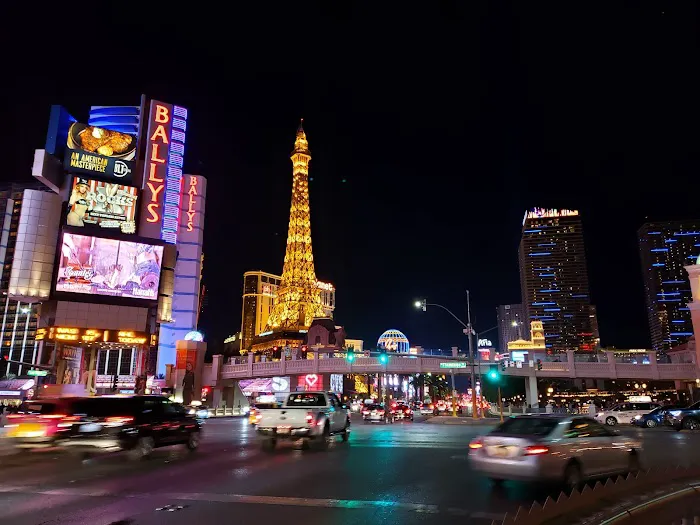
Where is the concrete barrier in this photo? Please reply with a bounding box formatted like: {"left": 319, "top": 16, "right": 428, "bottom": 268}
{"left": 495, "top": 466, "right": 700, "bottom": 525}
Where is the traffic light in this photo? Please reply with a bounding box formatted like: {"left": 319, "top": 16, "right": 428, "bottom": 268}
{"left": 346, "top": 350, "right": 355, "bottom": 363}
{"left": 112, "top": 374, "right": 118, "bottom": 391}
{"left": 536, "top": 359, "right": 543, "bottom": 371}
{"left": 486, "top": 367, "right": 500, "bottom": 383}
{"left": 378, "top": 351, "right": 388, "bottom": 365}
{"left": 500, "top": 360, "right": 507, "bottom": 372}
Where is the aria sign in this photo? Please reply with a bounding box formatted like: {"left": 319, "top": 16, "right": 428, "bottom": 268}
{"left": 139, "top": 100, "right": 188, "bottom": 245}
{"left": 477, "top": 338, "right": 493, "bottom": 348}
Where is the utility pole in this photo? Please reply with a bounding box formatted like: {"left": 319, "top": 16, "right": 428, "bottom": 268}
{"left": 466, "top": 290, "right": 477, "bottom": 420}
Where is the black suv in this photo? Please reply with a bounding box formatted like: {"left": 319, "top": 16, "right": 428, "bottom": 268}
{"left": 56, "top": 395, "right": 202, "bottom": 459}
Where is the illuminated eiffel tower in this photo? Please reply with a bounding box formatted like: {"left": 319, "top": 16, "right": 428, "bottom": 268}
{"left": 265, "top": 121, "right": 326, "bottom": 331}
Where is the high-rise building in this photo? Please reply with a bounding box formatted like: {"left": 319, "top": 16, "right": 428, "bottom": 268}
{"left": 240, "top": 271, "right": 282, "bottom": 351}
{"left": 240, "top": 270, "right": 335, "bottom": 351}
{"left": 264, "top": 122, "right": 326, "bottom": 332}
{"left": 497, "top": 304, "right": 526, "bottom": 352}
{"left": 0, "top": 183, "right": 56, "bottom": 377}
{"left": 638, "top": 221, "right": 700, "bottom": 353}
{"left": 519, "top": 208, "right": 594, "bottom": 353}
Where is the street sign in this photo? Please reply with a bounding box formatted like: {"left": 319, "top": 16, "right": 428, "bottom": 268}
{"left": 440, "top": 362, "right": 467, "bottom": 369}
{"left": 27, "top": 369, "right": 48, "bottom": 377}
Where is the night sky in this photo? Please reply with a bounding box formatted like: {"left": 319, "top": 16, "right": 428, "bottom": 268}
{"left": 2, "top": 4, "right": 699, "bottom": 352}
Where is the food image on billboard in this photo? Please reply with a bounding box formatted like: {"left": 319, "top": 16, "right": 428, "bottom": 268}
{"left": 68, "top": 177, "right": 138, "bottom": 234}
{"left": 64, "top": 122, "right": 136, "bottom": 181}
{"left": 56, "top": 233, "right": 163, "bottom": 301}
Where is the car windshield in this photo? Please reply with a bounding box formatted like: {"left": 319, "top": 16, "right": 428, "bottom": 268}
{"left": 286, "top": 393, "right": 326, "bottom": 407}
{"left": 71, "top": 398, "right": 137, "bottom": 417}
{"left": 365, "top": 404, "right": 383, "bottom": 410}
{"left": 491, "top": 417, "right": 561, "bottom": 437}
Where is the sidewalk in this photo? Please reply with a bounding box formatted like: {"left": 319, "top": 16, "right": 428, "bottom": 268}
{"left": 425, "top": 416, "right": 498, "bottom": 425}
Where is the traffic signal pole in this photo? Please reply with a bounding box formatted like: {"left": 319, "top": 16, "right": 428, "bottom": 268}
{"left": 466, "top": 290, "right": 477, "bottom": 420}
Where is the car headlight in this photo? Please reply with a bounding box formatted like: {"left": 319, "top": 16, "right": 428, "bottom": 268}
{"left": 188, "top": 408, "right": 196, "bottom": 415}
{"left": 669, "top": 410, "right": 682, "bottom": 417}
{"left": 634, "top": 415, "right": 642, "bottom": 420}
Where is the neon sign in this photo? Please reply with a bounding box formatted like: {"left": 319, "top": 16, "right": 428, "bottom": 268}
{"left": 185, "top": 176, "right": 198, "bottom": 232}
{"left": 139, "top": 100, "right": 188, "bottom": 244}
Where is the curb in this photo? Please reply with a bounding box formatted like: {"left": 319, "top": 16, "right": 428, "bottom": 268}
{"left": 425, "top": 416, "right": 498, "bottom": 425}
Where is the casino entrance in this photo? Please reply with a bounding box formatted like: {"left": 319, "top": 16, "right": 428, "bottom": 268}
{"left": 37, "top": 327, "right": 152, "bottom": 396}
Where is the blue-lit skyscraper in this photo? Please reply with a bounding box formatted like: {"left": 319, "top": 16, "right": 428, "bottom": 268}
{"left": 518, "top": 208, "right": 595, "bottom": 354}
{"left": 638, "top": 221, "right": 700, "bottom": 354}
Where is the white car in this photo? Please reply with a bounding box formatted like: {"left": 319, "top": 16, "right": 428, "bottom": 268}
{"left": 594, "top": 402, "right": 660, "bottom": 426}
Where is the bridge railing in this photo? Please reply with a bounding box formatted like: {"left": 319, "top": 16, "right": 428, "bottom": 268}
{"left": 215, "top": 352, "right": 699, "bottom": 381}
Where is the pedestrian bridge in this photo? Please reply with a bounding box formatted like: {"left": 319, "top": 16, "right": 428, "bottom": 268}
{"left": 206, "top": 350, "right": 699, "bottom": 384}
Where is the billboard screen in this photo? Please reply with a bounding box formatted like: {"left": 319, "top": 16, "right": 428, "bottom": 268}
{"left": 64, "top": 122, "right": 136, "bottom": 181}
{"left": 55, "top": 232, "right": 163, "bottom": 301}
{"left": 68, "top": 177, "right": 138, "bottom": 234}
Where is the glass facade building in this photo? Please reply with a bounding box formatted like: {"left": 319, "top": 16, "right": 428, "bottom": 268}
{"left": 638, "top": 221, "right": 700, "bottom": 354}
{"left": 496, "top": 304, "right": 526, "bottom": 352}
{"left": 518, "top": 208, "right": 595, "bottom": 353}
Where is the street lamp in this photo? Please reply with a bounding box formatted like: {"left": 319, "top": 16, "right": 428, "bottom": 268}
{"left": 415, "top": 292, "right": 479, "bottom": 420}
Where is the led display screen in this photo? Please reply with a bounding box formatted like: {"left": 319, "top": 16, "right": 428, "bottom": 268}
{"left": 64, "top": 122, "right": 136, "bottom": 181}
{"left": 55, "top": 232, "right": 163, "bottom": 301}
{"left": 68, "top": 177, "right": 138, "bottom": 234}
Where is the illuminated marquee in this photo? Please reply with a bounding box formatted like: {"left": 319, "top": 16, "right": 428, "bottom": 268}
{"left": 139, "top": 100, "right": 188, "bottom": 244}
{"left": 40, "top": 327, "right": 149, "bottom": 345}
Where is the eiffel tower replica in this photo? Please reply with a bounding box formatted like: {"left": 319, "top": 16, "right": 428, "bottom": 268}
{"left": 251, "top": 121, "right": 327, "bottom": 354}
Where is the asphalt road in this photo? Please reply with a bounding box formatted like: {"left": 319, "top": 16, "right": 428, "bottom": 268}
{"left": 1, "top": 415, "right": 699, "bottom": 525}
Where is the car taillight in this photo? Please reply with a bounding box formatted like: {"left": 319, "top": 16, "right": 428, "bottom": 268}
{"left": 378, "top": 410, "right": 385, "bottom": 415}
{"left": 468, "top": 439, "right": 483, "bottom": 450}
{"left": 7, "top": 414, "right": 22, "bottom": 419}
{"left": 105, "top": 416, "right": 134, "bottom": 426}
{"left": 39, "top": 414, "right": 68, "bottom": 419}
{"left": 305, "top": 412, "right": 315, "bottom": 426}
{"left": 524, "top": 445, "right": 550, "bottom": 456}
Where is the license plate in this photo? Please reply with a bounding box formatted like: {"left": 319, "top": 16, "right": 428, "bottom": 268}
{"left": 487, "top": 445, "right": 516, "bottom": 458}
{"left": 79, "top": 423, "right": 102, "bottom": 433}
{"left": 277, "top": 426, "right": 291, "bottom": 434}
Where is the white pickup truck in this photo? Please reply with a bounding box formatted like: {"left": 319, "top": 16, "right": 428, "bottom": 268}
{"left": 256, "top": 391, "right": 351, "bottom": 451}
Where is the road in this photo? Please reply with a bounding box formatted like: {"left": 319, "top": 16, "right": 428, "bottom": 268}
{"left": 1, "top": 415, "right": 699, "bottom": 525}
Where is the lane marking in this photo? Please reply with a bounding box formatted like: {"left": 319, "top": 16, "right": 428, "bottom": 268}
{"left": 0, "top": 486, "right": 506, "bottom": 519}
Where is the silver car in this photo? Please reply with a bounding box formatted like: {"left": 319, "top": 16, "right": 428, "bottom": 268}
{"left": 468, "top": 415, "right": 642, "bottom": 487}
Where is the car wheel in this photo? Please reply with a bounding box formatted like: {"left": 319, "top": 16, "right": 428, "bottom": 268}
{"left": 128, "top": 436, "right": 155, "bottom": 461}
{"left": 628, "top": 452, "right": 640, "bottom": 475}
{"left": 605, "top": 417, "right": 618, "bottom": 426}
{"left": 261, "top": 438, "right": 276, "bottom": 452}
{"left": 683, "top": 418, "right": 700, "bottom": 431}
{"left": 563, "top": 462, "right": 582, "bottom": 490}
{"left": 312, "top": 425, "right": 330, "bottom": 451}
{"left": 645, "top": 419, "right": 657, "bottom": 428}
{"left": 186, "top": 431, "right": 200, "bottom": 451}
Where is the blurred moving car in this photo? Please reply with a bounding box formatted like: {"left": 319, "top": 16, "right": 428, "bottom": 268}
{"left": 665, "top": 401, "right": 700, "bottom": 430}
{"left": 392, "top": 403, "right": 414, "bottom": 421}
{"left": 56, "top": 395, "right": 201, "bottom": 460}
{"left": 5, "top": 399, "right": 81, "bottom": 449}
{"left": 594, "top": 401, "right": 660, "bottom": 426}
{"left": 420, "top": 403, "right": 434, "bottom": 415}
{"left": 249, "top": 402, "right": 279, "bottom": 425}
{"left": 632, "top": 405, "right": 682, "bottom": 428}
{"left": 469, "top": 415, "right": 641, "bottom": 487}
{"left": 187, "top": 405, "right": 211, "bottom": 419}
{"left": 362, "top": 403, "right": 393, "bottom": 424}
